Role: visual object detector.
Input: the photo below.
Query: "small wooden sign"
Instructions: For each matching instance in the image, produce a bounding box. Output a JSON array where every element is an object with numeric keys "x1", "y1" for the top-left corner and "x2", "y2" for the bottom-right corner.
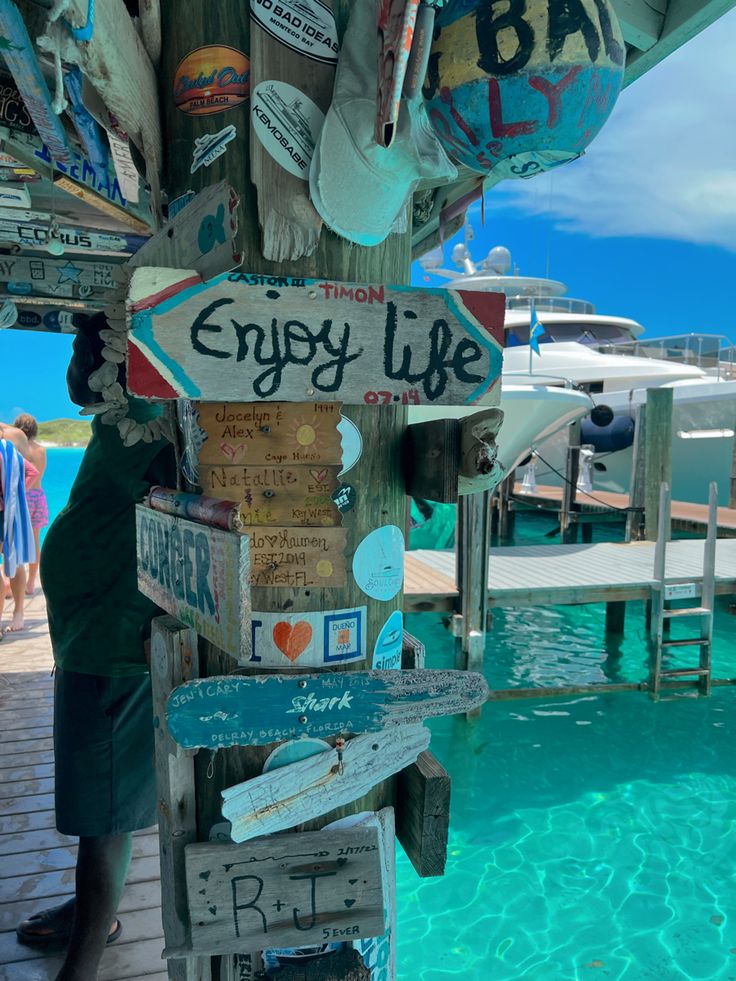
[
  {"x1": 222, "y1": 725, "x2": 430, "y2": 842},
  {"x1": 127, "y1": 269, "x2": 504, "y2": 406},
  {"x1": 182, "y1": 827, "x2": 387, "y2": 956},
  {"x1": 128, "y1": 181, "x2": 241, "y2": 281},
  {"x1": 0, "y1": 253, "x2": 126, "y2": 300},
  {"x1": 0, "y1": 209, "x2": 146, "y2": 254},
  {"x1": 136, "y1": 505, "x2": 251, "y2": 662},
  {"x1": 202, "y1": 464, "x2": 341, "y2": 527},
  {"x1": 196, "y1": 401, "x2": 343, "y2": 467},
  {"x1": 166, "y1": 668, "x2": 489, "y2": 749},
  {"x1": 246, "y1": 525, "x2": 346, "y2": 588},
  {"x1": 0, "y1": 0, "x2": 71, "y2": 163}
]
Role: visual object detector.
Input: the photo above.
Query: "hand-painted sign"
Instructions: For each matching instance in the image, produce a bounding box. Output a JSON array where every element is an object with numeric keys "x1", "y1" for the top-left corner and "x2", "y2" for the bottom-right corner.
[
  {"x1": 128, "y1": 181, "x2": 241, "y2": 282},
  {"x1": 0, "y1": 72, "x2": 32, "y2": 133},
  {"x1": 0, "y1": 254, "x2": 125, "y2": 301},
  {"x1": 353, "y1": 526, "x2": 404, "y2": 602},
  {"x1": 136, "y1": 505, "x2": 252, "y2": 662},
  {"x1": 127, "y1": 269, "x2": 505, "y2": 405},
  {"x1": 251, "y1": 81, "x2": 323, "y2": 180},
  {"x1": 166, "y1": 668, "x2": 489, "y2": 749},
  {"x1": 245, "y1": 525, "x2": 347, "y2": 588},
  {"x1": 0, "y1": 125, "x2": 153, "y2": 231},
  {"x1": 222, "y1": 727, "x2": 429, "y2": 842},
  {"x1": 174, "y1": 45, "x2": 250, "y2": 115},
  {"x1": 196, "y1": 401, "x2": 343, "y2": 466},
  {"x1": 182, "y1": 827, "x2": 386, "y2": 956},
  {"x1": 250, "y1": 0, "x2": 339, "y2": 64},
  {"x1": 373, "y1": 610, "x2": 403, "y2": 670},
  {"x1": 248, "y1": 606, "x2": 366, "y2": 669},
  {"x1": 0, "y1": 0, "x2": 71, "y2": 163},
  {"x1": 202, "y1": 463, "x2": 341, "y2": 526},
  {"x1": 0, "y1": 210, "x2": 145, "y2": 254}
]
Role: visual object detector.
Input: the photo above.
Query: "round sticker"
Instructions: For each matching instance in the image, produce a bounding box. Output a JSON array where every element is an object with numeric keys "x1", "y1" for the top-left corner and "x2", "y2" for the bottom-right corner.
[
  {"x1": 263, "y1": 737, "x2": 331, "y2": 773},
  {"x1": 337, "y1": 415, "x2": 362, "y2": 476},
  {"x1": 251, "y1": 80, "x2": 324, "y2": 180},
  {"x1": 174, "y1": 45, "x2": 251, "y2": 116},
  {"x1": 331, "y1": 484, "x2": 356, "y2": 513},
  {"x1": 352, "y1": 525, "x2": 404, "y2": 601},
  {"x1": 373, "y1": 610, "x2": 403, "y2": 670}
]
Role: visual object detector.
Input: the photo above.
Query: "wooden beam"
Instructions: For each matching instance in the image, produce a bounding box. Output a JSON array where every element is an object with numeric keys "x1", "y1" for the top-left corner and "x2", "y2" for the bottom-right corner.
[
  {"x1": 395, "y1": 750, "x2": 450, "y2": 878},
  {"x1": 611, "y1": 0, "x2": 663, "y2": 51},
  {"x1": 644, "y1": 388, "x2": 673, "y2": 542},
  {"x1": 624, "y1": 0, "x2": 736, "y2": 86}
]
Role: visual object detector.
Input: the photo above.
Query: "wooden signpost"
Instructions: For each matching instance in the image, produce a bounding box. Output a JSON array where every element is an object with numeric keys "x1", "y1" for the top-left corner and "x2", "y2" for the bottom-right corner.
[
  {"x1": 0, "y1": 209, "x2": 146, "y2": 254},
  {"x1": 128, "y1": 180, "x2": 241, "y2": 281},
  {"x1": 127, "y1": 268, "x2": 505, "y2": 405},
  {"x1": 222, "y1": 726, "x2": 430, "y2": 842},
  {"x1": 246, "y1": 525, "x2": 346, "y2": 588},
  {"x1": 136, "y1": 505, "x2": 252, "y2": 662},
  {"x1": 0, "y1": 253, "x2": 126, "y2": 302},
  {"x1": 166, "y1": 669, "x2": 489, "y2": 749},
  {"x1": 180, "y1": 826, "x2": 387, "y2": 957},
  {"x1": 202, "y1": 463, "x2": 341, "y2": 526}
]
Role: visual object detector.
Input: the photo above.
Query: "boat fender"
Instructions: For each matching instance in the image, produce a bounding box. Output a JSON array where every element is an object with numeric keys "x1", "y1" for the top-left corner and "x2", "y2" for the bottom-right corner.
[{"x1": 581, "y1": 414, "x2": 635, "y2": 453}]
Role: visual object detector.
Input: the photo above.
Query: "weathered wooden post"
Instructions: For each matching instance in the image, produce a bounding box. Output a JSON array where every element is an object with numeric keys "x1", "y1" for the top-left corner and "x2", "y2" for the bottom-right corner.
[
  {"x1": 131, "y1": 3, "x2": 500, "y2": 978},
  {"x1": 644, "y1": 388, "x2": 674, "y2": 542}
]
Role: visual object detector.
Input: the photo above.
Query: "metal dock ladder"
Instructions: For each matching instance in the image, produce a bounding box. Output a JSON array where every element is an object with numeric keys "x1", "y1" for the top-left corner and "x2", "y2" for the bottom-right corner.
[{"x1": 649, "y1": 482, "x2": 718, "y2": 700}]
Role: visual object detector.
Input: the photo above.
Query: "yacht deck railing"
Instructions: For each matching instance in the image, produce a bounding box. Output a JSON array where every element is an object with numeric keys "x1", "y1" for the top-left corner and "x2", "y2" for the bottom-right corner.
[{"x1": 595, "y1": 333, "x2": 736, "y2": 380}]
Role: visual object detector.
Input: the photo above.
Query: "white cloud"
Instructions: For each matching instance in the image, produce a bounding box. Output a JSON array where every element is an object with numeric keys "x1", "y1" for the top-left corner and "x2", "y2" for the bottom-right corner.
[{"x1": 486, "y1": 9, "x2": 736, "y2": 251}]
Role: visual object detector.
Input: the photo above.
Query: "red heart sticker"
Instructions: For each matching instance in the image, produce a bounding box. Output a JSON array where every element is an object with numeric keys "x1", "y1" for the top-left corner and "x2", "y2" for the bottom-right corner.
[{"x1": 273, "y1": 621, "x2": 313, "y2": 662}]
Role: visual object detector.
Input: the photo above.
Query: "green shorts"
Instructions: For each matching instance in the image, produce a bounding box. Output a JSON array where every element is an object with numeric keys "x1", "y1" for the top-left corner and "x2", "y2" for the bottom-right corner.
[{"x1": 54, "y1": 669, "x2": 157, "y2": 837}]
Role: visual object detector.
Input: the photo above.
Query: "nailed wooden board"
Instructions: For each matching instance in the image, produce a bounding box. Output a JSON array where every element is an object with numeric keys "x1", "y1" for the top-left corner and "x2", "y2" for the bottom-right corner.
[
  {"x1": 181, "y1": 827, "x2": 387, "y2": 956},
  {"x1": 0, "y1": 0, "x2": 71, "y2": 163},
  {"x1": 166, "y1": 669, "x2": 488, "y2": 748},
  {"x1": 202, "y1": 463, "x2": 341, "y2": 526},
  {"x1": 0, "y1": 124, "x2": 153, "y2": 231},
  {"x1": 128, "y1": 180, "x2": 241, "y2": 280},
  {"x1": 245, "y1": 525, "x2": 346, "y2": 588},
  {"x1": 222, "y1": 726, "x2": 429, "y2": 842},
  {"x1": 195, "y1": 401, "x2": 343, "y2": 466},
  {"x1": 0, "y1": 253, "x2": 125, "y2": 301},
  {"x1": 38, "y1": 0, "x2": 163, "y2": 215},
  {"x1": 0, "y1": 209, "x2": 146, "y2": 255},
  {"x1": 127, "y1": 269, "x2": 504, "y2": 405},
  {"x1": 136, "y1": 505, "x2": 252, "y2": 662},
  {"x1": 395, "y1": 750, "x2": 450, "y2": 878}
]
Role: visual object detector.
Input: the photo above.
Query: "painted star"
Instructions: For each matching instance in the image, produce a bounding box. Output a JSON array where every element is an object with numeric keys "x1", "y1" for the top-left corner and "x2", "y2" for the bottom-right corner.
[
  {"x1": 57, "y1": 261, "x2": 82, "y2": 285},
  {"x1": 0, "y1": 36, "x2": 23, "y2": 52}
]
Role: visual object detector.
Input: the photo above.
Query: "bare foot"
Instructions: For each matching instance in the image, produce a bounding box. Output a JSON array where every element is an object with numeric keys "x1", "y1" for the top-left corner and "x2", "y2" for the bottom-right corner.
[
  {"x1": 25, "y1": 581, "x2": 37, "y2": 596},
  {"x1": 4, "y1": 611, "x2": 24, "y2": 633}
]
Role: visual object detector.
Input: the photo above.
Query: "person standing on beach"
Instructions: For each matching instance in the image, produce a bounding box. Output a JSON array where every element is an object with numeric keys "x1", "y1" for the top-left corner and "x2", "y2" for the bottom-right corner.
[
  {"x1": 11, "y1": 414, "x2": 47, "y2": 594},
  {"x1": 0, "y1": 420, "x2": 35, "y2": 630}
]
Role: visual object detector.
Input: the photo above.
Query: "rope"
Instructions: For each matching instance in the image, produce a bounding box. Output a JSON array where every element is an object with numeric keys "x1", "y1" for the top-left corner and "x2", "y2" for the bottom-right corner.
[{"x1": 523, "y1": 450, "x2": 641, "y2": 515}]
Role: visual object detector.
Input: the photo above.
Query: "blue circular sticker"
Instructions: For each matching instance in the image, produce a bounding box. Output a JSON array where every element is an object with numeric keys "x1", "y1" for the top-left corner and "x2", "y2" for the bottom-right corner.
[
  {"x1": 352, "y1": 525, "x2": 404, "y2": 601},
  {"x1": 373, "y1": 610, "x2": 403, "y2": 670}
]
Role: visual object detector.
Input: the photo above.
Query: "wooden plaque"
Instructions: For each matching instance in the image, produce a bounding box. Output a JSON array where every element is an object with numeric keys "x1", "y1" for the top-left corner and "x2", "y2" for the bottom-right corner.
[
  {"x1": 182, "y1": 828, "x2": 387, "y2": 956},
  {"x1": 245, "y1": 525, "x2": 346, "y2": 588},
  {"x1": 136, "y1": 505, "x2": 251, "y2": 662},
  {"x1": 202, "y1": 464, "x2": 341, "y2": 527},
  {"x1": 127, "y1": 268, "x2": 504, "y2": 406},
  {"x1": 196, "y1": 402, "x2": 343, "y2": 467},
  {"x1": 166, "y1": 669, "x2": 489, "y2": 749}
]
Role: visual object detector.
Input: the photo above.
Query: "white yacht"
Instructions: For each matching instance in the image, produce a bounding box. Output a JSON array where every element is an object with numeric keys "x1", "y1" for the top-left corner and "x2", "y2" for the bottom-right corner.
[{"x1": 415, "y1": 240, "x2": 736, "y2": 506}]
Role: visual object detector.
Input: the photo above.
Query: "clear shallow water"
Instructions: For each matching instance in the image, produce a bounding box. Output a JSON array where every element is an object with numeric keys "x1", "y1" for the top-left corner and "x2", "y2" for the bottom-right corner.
[{"x1": 40, "y1": 455, "x2": 736, "y2": 979}]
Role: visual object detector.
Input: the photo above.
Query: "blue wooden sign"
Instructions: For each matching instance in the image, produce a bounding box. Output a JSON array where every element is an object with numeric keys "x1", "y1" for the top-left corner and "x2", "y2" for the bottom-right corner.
[
  {"x1": 166, "y1": 669, "x2": 488, "y2": 749},
  {"x1": 0, "y1": 1, "x2": 71, "y2": 163}
]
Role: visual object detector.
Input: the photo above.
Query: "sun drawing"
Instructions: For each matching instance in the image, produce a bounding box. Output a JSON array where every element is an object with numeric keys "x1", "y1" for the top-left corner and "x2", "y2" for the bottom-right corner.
[{"x1": 291, "y1": 414, "x2": 321, "y2": 447}]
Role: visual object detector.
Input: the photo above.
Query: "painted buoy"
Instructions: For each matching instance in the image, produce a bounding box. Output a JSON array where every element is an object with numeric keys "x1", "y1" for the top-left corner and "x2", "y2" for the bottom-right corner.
[{"x1": 423, "y1": 0, "x2": 625, "y2": 178}]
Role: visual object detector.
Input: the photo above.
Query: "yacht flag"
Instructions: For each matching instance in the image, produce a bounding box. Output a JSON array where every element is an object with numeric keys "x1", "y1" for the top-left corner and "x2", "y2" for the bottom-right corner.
[{"x1": 529, "y1": 301, "x2": 542, "y2": 373}]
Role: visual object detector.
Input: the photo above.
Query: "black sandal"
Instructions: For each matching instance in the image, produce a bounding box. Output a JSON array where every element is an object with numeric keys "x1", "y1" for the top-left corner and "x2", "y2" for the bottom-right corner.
[{"x1": 16, "y1": 898, "x2": 122, "y2": 949}]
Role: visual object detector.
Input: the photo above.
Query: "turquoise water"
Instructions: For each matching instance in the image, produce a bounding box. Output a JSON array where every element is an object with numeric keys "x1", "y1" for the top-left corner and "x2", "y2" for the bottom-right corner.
[
  {"x1": 40, "y1": 456, "x2": 736, "y2": 979},
  {"x1": 40, "y1": 447, "x2": 85, "y2": 541}
]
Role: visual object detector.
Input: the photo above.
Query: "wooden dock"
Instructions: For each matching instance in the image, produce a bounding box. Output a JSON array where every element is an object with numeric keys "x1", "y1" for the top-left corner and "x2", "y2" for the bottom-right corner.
[
  {"x1": 404, "y1": 538, "x2": 736, "y2": 612},
  {"x1": 0, "y1": 594, "x2": 166, "y2": 981},
  {"x1": 511, "y1": 483, "x2": 736, "y2": 536}
]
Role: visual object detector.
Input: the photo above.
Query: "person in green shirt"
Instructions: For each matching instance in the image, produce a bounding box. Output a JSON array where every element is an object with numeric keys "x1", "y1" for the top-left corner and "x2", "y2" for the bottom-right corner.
[{"x1": 16, "y1": 314, "x2": 175, "y2": 981}]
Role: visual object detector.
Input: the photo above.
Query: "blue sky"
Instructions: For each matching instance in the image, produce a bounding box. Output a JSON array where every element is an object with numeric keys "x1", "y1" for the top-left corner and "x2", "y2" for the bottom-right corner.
[{"x1": 2, "y1": 7, "x2": 736, "y2": 423}]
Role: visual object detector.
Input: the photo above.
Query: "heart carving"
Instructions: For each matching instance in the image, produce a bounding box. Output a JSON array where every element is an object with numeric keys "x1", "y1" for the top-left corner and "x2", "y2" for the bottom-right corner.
[
  {"x1": 273, "y1": 621, "x2": 313, "y2": 661},
  {"x1": 310, "y1": 468, "x2": 329, "y2": 484},
  {"x1": 220, "y1": 442, "x2": 245, "y2": 462},
  {"x1": 344, "y1": 899, "x2": 356, "y2": 908}
]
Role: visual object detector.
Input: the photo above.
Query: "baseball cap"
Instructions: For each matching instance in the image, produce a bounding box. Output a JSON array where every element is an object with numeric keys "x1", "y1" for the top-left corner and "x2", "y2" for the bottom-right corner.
[{"x1": 309, "y1": 0, "x2": 457, "y2": 246}]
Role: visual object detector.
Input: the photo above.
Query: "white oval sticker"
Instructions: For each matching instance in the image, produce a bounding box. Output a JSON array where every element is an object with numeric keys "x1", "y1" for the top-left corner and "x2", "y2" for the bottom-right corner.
[
  {"x1": 250, "y1": 0, "x2": 339, "y2": 65},
  {"x1": 251, "y1": 80, "x2": 324, "y2": 180}
]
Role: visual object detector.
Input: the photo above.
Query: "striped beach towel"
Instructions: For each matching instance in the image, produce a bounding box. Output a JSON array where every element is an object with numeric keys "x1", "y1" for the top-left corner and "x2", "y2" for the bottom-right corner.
[{"x1": 0, "y1": 438, "x2": 35, "y2": 576}]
